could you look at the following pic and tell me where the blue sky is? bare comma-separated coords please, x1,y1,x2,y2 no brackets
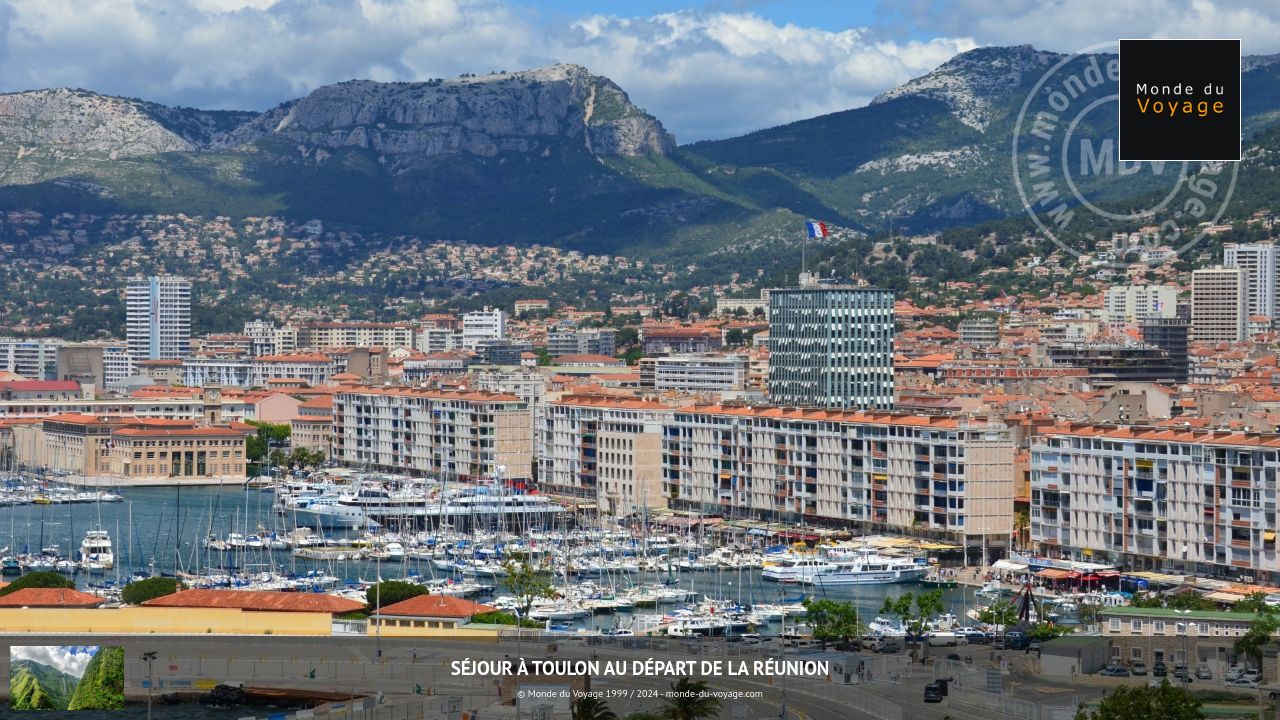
0,0,1277,141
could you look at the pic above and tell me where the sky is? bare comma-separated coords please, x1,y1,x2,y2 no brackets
11,645,98,680
0,0,1278,142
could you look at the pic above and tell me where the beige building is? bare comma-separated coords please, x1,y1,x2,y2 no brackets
1191,266,1247,342
663,405,1015,561
542,395,673,515
291,395,333,457
333,386,532,484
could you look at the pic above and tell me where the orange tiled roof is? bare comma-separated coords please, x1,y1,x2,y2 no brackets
142,589,363,613
377,594,495,618
0,587,103,607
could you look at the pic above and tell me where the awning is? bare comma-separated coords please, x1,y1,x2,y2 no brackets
993,559,1029,572
747,528,770,536
1037,568,1074,580
1266,531,1276,542
1204,591,1244,604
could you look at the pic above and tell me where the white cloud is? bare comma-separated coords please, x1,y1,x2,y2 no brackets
11,645,99,679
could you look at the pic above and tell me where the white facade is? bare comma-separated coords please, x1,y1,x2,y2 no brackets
102,344,135,387
1224,243,1278,321
126,276,191,362
461,308,506,349
640,354,749,391
415,327,462,353
0,337,61,380
1103,285,1178,328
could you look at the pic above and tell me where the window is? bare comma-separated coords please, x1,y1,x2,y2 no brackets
1109,619,1121,632
1154,621,1165,634
1131,647,1143,660
1131,620,1143,632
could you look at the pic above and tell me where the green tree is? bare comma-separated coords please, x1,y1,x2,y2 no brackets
1128,591,1165,608
802,598,861,648
910,589,946,656
1074,681,1202,720
1233,612,1279,668
0,571,74,596
246,421,291,463
659,676,721,720
121,577,183,605
724,328,746,347
1231,591,1272,615
367,580,428,609
501,552,556,618
571,695,618,720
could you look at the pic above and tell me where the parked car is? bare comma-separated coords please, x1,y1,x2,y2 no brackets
1172,665,1192,682
1130,661,1148,676
924,683,943,703
1226,665,1246,681
1028,640,1042,652
1099,666,1131,677
1194,664,1212,679
873,639,902,654
927,632,967,647
957,629,988,644
1241,668,1262,683
1153,661,1168,677
1227,678,1259,689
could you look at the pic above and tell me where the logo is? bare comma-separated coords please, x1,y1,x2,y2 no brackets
1012,41,1237,269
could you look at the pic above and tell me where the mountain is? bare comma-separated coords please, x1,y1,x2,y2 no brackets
65,645,124,711
9,659,79,710
1,48,1279,259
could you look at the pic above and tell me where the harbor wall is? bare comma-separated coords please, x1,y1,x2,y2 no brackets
0,606,332,635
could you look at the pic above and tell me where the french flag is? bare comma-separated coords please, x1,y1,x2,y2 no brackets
805,220,828,239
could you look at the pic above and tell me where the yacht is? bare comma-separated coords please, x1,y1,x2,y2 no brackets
79,529,114,571
807,550,927,586
761,556,831,583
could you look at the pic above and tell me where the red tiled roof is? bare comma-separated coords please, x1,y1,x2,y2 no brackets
255,354,332,363
112,426,246,437
0,380,79,392
376,594,495,618
0,587,103,607
142,589,363,613
298,396,334,409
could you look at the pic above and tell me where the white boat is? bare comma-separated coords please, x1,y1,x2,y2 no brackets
79,529,114,571
761,556,831,583
808,550,927,586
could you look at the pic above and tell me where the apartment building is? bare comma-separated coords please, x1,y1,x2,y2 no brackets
547,329,617,358
1103,285,1178,328
461,308,506,349
251,354,335,387
637,354,749,392
641,327,722,356
292,322,415,350
1224,243,1278,321
663,405,1014,560
1191,267,1247,342
290,395,333,457
541,395,673,515
56,342,134,389
126,276,191,362
958,317,1000,346
0,337,60,380
1031,423,1280,582
332,387,532,484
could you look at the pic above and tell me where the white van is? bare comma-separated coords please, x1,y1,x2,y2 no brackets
927,632,968,647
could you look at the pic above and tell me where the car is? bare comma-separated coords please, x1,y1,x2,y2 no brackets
957,628,989,644
1153,661,1168,677
1099,666,1131,677
992,638,1006,650
1172,665,1192,682
1130,661,1148,676
1227,678,1259,689
1241,669,1262,683
1195,664,1212,679
873,639,902,654
1028,640,1042,652
1226,665,1247,681
923,683,943,703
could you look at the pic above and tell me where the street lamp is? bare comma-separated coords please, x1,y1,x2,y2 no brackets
142,651,157,720
1173,609,1191,691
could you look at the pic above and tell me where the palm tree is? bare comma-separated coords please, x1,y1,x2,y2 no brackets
572,696,618,720
660,677,722,720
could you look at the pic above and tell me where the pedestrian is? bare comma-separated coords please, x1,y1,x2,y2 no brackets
412,648,418,663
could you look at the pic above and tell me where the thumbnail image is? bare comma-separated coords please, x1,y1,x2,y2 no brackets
10,646,124,711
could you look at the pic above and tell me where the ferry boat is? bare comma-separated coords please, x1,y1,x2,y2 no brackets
807,550,927,586
761,556,832,583
79,529,114,571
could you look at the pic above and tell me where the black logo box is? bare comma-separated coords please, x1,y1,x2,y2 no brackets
1119,39,1241,162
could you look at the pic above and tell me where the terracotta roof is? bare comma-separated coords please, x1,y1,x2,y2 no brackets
255,353,332,363
0,587,103,607
556,354,624,365
0,380,80,392
113,426,246,437
337,386,521,403
376,594,494,618
142,589,363,613
299,396,334,409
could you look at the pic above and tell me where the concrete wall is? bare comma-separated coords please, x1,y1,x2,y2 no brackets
0,607,332,635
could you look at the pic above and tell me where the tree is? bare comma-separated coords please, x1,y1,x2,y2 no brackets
802,598,861,648
910,589,946,656
1165,592,1217,612
1074,681,1202,720
121,577,183,605
367,580,427,609
0,571,74,596
1231,591,1272,615
572,696,618,720
1233,611,1279,669
501,552,556,618
246,421,291,462
724,328,746,347
659,677,721,720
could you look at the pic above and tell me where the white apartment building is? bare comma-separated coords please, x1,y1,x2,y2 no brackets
252,353,335,387
1031,424,1280,582
1103,285,1178,328
1224,243,1278,321
638,354,749,392
542,395,673,516
1191,267,1247,342
126,276,191,362
0,337,61,380
182,357,254,387
473,370,548,457
663,405,1014,560
461,308,506,350
416,327,462,354
332,386,532,483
